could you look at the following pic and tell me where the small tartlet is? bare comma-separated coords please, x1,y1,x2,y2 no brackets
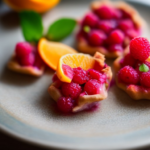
48,52,112,112
77,0,145,58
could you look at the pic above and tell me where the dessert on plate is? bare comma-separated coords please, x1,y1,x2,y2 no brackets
7,42,45,76
76,0,145,58
114,37,150,100
48,52,112,113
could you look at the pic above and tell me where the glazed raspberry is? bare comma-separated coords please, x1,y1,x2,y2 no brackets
140,72,150,88
15,42,33,57
72,67,89,84
57,97,73,113
95,5,115,19
130,37,150,62
118,19,134,32
120,53,137,67
118,66,139,84
18,53,35,66
61,82,81,99
88,69,106,83
82,13,98,28
108,29,124,45
108,44,123,52
126,29,139,39
84,79,102,95
62,64,73,79
88,30,107,46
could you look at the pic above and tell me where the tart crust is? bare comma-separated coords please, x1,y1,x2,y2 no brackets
7,55,45,76
113,53,150,100
48,52,112,112
77,0,145,58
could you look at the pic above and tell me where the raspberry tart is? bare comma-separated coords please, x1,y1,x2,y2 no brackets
114,37,150,100
7,42,45,76
76,0,145,58
48,52,112,113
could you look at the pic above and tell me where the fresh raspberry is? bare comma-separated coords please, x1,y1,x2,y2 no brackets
121,10,131,19
108,29,125,45
18,53,35,66
97,20,115,34
57,97,73,113
140,72,150,88
88,69,106,83
62,64,73,80
72,67,89,84
15,42,33,58
82,12,98,28
61,82,81,99
120,53,137,67
135,61,150,74
93,61,103,72
108,44,123,52
126,29,140,39
95,5,115,19
118,66,139,84
130,37,150,61
118,19,134,32
88,30,107,46
84,79,102,95
113,9,122,19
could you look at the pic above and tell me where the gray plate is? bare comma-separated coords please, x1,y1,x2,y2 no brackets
0,0,150,149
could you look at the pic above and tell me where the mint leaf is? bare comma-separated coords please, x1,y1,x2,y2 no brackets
83,26,90,33
47,18,77,41
19,11,43,42
139,63,149,72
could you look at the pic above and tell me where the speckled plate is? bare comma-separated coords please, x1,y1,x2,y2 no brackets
0,0,150,149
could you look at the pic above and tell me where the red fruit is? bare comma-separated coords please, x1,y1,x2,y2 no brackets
61,82,81,99
52,74,59,82
72,67,89,84
130,37,150,62
57,97,73,113
118,66,139,84
108,44,123,52
113,9,122,19
82,12,98,28
62,64,73,80
126,29,140,39
15,42,33,57
120,53,137,67
84,79,102,95
18,53,35,66
108,29,124,44
88,69,106,83
118,19,134,32
88,30,107,46
34,51,44,69
140,72,150,88
95,5,115,19
135,61,150,74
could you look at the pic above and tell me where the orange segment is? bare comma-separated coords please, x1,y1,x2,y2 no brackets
57,53,99,83
38,38,77,70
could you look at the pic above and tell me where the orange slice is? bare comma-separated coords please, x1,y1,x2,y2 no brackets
56,52,105,83
38,38,77,70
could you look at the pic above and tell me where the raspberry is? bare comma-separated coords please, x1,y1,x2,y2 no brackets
84,79,102,95
88,30,106,46
97,20,114,34
118,19,134,32
113,9,122,19
34,51,44,69
108,29,125,44
126,29,139,39
82,12,98,28
57,97,73,113
135,61,150,74
15,42,33,58
120,53,137,67
130,37,150,61
62,64,73,79
140,72,150,88
118,66,139,84
108,44,123,52
18,53,35,66
61,82,81,99
72,67,89,84
95,5,115,19
88,69,106,83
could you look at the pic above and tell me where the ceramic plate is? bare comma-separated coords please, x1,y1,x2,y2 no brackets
0,0,150,149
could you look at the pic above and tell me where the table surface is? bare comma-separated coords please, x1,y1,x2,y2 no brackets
0,1,150,150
